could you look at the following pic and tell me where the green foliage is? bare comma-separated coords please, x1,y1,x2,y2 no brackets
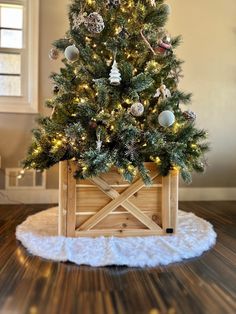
23,0,209,185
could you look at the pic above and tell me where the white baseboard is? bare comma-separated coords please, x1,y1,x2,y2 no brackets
0,189,59,204
0,188,236,204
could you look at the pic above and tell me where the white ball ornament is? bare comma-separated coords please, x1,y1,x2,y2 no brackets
130,102,144,117
158,110,175,127
64,45,79,62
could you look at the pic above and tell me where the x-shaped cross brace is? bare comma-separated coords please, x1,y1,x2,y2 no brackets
78,170,162,232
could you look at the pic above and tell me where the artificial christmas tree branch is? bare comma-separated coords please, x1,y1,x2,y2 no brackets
23,0,209,185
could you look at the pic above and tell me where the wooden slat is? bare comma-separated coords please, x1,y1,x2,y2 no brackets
76,187,162,213
75,229,164,237
170,170,179,233
66,161,77,237
162,174,171,232
78,170,159,231
76,184,162,188
77,212,148,230
58,161,68,236
90,177,162,232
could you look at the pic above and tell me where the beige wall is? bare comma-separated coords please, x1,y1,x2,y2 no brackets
168,0,236,187
0,0,236,190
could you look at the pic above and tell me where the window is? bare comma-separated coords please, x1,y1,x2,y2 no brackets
5,168,46,189
0,0,39,113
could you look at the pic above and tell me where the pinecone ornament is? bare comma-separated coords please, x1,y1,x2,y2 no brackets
109,60,121,85
53,85,59,94
84,12,105,34
183,110,196,122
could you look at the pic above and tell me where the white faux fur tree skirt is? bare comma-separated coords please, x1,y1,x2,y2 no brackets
16,208,216,267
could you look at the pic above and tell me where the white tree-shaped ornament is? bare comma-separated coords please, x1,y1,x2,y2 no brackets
109,60,121,86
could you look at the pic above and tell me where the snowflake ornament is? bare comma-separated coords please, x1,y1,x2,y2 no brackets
125,140,139,161
168,66,184,83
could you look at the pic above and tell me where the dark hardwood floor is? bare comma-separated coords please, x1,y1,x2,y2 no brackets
0,202,235,314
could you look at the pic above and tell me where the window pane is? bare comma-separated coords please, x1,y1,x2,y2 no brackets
18,172,34,187
0,75,21,96
1,29,22,48
9,171,17,187
1,6,23,29
35,172,43,186
0,53,21,74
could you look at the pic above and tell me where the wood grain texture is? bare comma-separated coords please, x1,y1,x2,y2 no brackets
170,170,178,233
58,161,67,236
89,177,162,231
161,175,171,232
61,162,177,236
0,202,235,313
66,161,77,237
78,169,159,232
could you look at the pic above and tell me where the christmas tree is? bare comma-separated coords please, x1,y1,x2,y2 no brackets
23,0,209,185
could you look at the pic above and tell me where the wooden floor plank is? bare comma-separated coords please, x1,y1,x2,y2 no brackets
0,202,235,314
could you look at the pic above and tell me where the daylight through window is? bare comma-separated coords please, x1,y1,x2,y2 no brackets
0,3,23,96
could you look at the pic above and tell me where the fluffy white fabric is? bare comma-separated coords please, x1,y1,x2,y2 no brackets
16,208,216,267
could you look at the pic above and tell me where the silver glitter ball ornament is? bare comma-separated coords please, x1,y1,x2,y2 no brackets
130,102,144,117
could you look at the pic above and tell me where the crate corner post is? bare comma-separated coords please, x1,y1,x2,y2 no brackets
59,160,77,237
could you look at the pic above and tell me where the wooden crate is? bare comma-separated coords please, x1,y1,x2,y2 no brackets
59,161,178,237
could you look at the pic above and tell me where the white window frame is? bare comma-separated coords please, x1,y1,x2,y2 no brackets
5,168,46,190
0,0,39,113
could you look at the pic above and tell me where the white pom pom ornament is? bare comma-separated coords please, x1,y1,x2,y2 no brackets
158,110,175,127
130,102,144,117
64,45,79,62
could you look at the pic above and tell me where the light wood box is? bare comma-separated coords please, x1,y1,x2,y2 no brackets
59,161,178,237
